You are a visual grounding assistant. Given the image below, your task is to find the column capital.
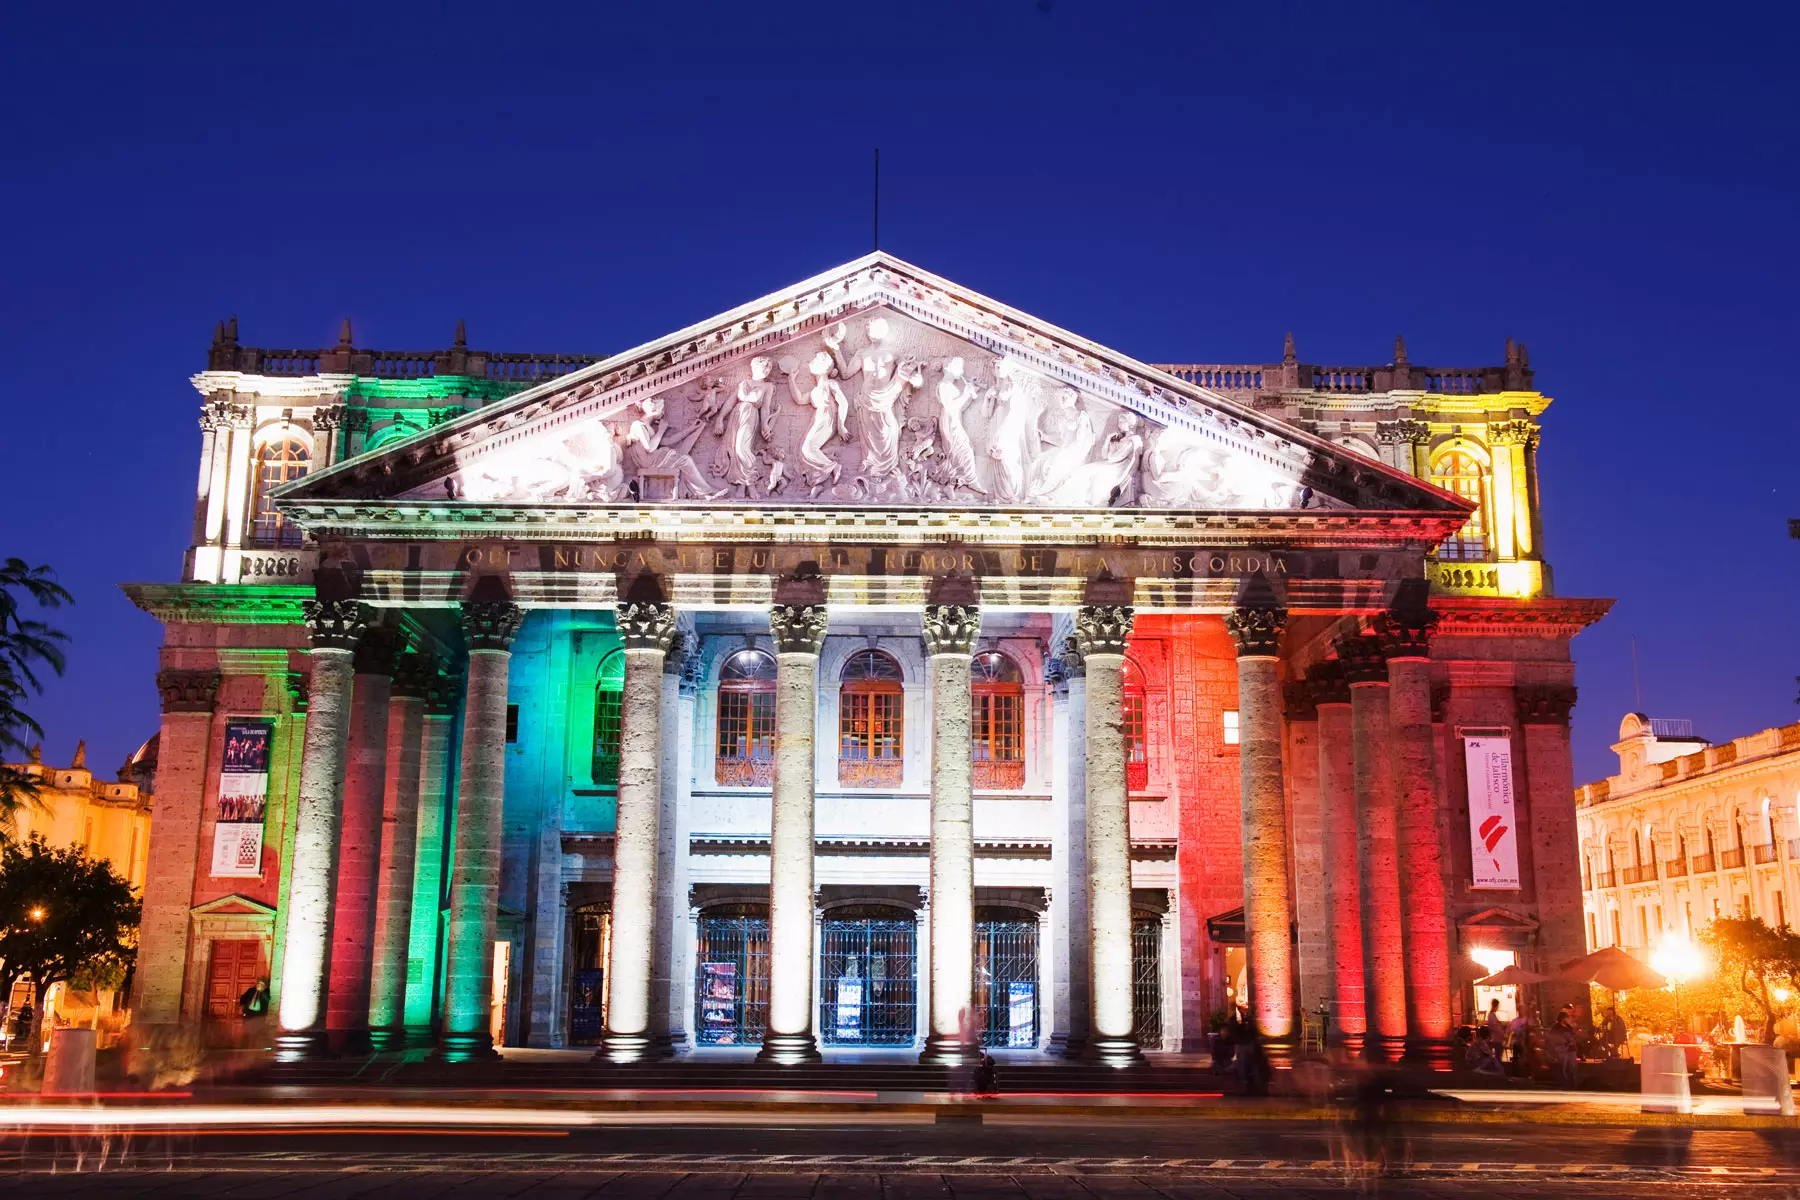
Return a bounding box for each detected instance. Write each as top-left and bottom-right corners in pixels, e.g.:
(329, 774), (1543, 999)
(1074, 604), (1133, 658)
(920, 603), (980, 656)
(769, 603), (829, 655)
(1335, 632), (1389, 685)
(1282, 680), (1318, 722)
(1225, 605), (1288, 658)
(155, 668), (220, 714)
(1307, 659), (1351, 706)
(390, 651), (437, 699)
(662, 629), (687, 674)
(423, 666), (462, 716)
(353, 625), (407, 676)
(1373, 608), (1438, 660)
(463, 600), (525, 652)
(301, 597), (368, 651)
(616, 600), (676, 653)
(1516, 685), (1577, 725)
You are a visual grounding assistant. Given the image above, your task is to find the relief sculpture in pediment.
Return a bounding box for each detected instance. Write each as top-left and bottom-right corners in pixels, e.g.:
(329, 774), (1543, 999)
(426, 306), (1316, 511)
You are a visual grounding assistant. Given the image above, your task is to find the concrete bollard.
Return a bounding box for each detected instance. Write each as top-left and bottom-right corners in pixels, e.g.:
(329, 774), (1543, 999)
(1640, 1043), (1692, 1114)
(1740, 1044), (1795, 1117)
(41, 1026), (97, 1095)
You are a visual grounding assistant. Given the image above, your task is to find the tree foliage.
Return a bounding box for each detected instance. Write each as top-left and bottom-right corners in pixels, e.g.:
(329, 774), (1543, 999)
(0, 836), (138, 1001)
(1699, 916), (1800, 1043)
(0, 559), (73, 827)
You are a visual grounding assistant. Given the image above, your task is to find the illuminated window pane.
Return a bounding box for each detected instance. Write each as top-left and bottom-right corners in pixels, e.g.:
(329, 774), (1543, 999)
(1222, 710), (1240, 745)
(251, 437), (311, 548)
(717, 650), (777, 786)
(1431, 449), (1488, 561)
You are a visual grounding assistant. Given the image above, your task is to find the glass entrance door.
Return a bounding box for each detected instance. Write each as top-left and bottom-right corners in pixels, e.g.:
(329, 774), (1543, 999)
(975, 910), (1039, 1048)
(819, 908), (917, 1046)
(694, 906), (770, 1046)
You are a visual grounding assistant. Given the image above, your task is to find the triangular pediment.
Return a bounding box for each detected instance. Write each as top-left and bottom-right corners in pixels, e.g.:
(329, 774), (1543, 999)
(281, 254), (1468, 518)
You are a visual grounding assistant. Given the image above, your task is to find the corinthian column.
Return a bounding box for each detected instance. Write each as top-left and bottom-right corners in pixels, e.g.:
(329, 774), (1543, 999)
(275, 598), (367, 1060)
(1226, 605), (1295, 1054)
(1078, 604), (1144, 1067)
(1379, 607), (1452, 1068)
(1310, 661), (1365, 1057)
(758, 603), (829, 1064)
(367, 652), (431, 1049)
(1340, 631), (1406, 1063)
(919, 603), (981, 1065)
(438, 598), (524, 1062)
(598, 601), (676, 1064)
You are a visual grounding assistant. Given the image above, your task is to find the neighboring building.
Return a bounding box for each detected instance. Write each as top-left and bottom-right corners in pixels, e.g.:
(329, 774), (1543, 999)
(4, 742), (153, 891)
(123, 252), (1607, 1064)
(1577, 714), (1800, 952)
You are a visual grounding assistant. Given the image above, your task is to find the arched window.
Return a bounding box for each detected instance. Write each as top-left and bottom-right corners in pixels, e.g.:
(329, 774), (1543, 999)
(251, 436), (311, 547)
(971, 651), (1024, 790)
(591, 651), (624, 786)
(838, 649), (904, 789)
(1122, 658), (1148, 792)
(1430, 448), (1488, 562)
(716, 649), (776, 786)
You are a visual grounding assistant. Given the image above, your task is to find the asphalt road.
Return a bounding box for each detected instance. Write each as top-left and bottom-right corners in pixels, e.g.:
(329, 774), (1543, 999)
(5, 1115), (1800, 1197)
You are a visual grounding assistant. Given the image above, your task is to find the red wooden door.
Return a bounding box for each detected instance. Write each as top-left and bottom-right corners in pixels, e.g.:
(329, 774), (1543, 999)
(205, 940), (265, 1019)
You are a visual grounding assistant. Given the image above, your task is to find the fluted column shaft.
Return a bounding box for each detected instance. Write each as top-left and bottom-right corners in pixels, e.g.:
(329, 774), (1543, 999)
(276, 599), (368, 1057)
(598, 602), (677, 1063)
(439, 600), (524, 1062)
(367, 657), (430, 1044)
(1342, 633), (1406, 1062)
(1227, 606), (1294, 1048)
(1078, 604), (1144, 1066)
(759, 604), (829, 1064)
(1311, 664), (1366, 1054)
(1381, 610), (1452, 1067)
(920, 604), (981, 1064)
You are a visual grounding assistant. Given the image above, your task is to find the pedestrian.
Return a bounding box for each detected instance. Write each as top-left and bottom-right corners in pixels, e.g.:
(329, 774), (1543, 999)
(972, 1049), (997, 1097)
(1548, 1016), (1579, 1088)
(238, 978), (270, 1019)
(1603, 1007), (1627, 1060)
(1485, 998), (1506, 1044)
(1234, 1022), (1271, 1096)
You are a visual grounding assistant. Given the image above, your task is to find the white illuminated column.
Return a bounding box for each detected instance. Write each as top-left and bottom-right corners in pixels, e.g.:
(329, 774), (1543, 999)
(366, 653), (431, 1047)
(1226, 605), (1295, 1055)
(1077, 603), (1144, 1067)
(758, 603), (828, 1064)
(275, 599), (367, 1059)
(438, 599), (524, 1062)
(221, 407), (255, 550)
(598, 601), (676, 1064)
(920, 603), (981, 1065)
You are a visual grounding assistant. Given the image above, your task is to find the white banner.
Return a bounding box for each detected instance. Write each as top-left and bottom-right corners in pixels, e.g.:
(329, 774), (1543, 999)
(1463, 735), (1520, 889)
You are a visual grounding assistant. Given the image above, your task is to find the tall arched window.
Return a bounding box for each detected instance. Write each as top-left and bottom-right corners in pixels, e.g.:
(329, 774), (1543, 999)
(1430, 448), (1488, 561)
(252, 436), (311, 547)
(715, 649), (776, 786)
(591, 651), (624, 786)
(1122, 657), (1148, 792)
(971, 651), (1024, 790)
(838, 649), (904, 788)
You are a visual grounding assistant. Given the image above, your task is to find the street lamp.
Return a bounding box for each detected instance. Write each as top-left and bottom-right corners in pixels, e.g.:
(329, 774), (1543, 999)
(1651, 935), (1706, 1033)
(27, 907), (44, 922)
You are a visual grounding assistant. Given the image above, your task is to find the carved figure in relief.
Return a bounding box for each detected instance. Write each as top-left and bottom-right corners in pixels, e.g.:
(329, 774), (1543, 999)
(824, 318), (922, 494)
(710, 356), (778, 494)
(782, 351), (849, 495)
(622, 395), (726, 500)
(1024, 386), (1096, 503)
(985, 358), (1043, 503)
(1053, 411), (1144, 507)
(932, 357), (987, 495)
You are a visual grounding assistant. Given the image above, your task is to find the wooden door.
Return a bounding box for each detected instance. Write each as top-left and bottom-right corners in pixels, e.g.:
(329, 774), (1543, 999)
(205, 940), (265, 1019)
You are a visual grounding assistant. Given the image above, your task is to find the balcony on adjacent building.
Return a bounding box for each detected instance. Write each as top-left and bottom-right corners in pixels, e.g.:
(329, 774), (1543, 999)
(1754, 842), (1779, 865)
(1594, 870), (1617, 889)
(1691, 853), (1717, 874)
(1622, 864), (1658, 885)
(1665, 857), (1687, 878)
(1720, 847), (1746, 870)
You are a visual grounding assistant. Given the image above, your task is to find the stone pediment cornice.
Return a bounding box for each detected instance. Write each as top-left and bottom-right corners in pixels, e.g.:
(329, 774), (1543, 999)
(276, 252), (1471, 520)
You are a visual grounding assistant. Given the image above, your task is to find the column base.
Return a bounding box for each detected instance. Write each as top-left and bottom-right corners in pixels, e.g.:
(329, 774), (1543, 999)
(367, 1027), (407, 1052)
(594, 1030), (659, 1064)
(755, 1032), (822, 1065)
(1365, 1033), (1407, 1065)
(434, 1031), (501, 1063)
(1262, 1038), (1297, 1070)
(1336, 1032), (1367, 1062)
(1403, 1035), (1454, 1073)
(1046, 1032), (1088, 1060)
(1083, 1035), (1147, 1068)
(273, 1031), (332, 1063)
(919, 1033), (981, 1066)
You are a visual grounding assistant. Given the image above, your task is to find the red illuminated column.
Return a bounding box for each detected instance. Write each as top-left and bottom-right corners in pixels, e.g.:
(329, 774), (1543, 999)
(325, 628), (400, 1038)
(1518, 686), (1588, 1018)
(1310, 661), (1366, 1056)
(1379, 609), (1453, 1069)
(367, 651), (431, 1047)
(1340, 631), (1406, 1063)
(1226, 605), (1295, 1053)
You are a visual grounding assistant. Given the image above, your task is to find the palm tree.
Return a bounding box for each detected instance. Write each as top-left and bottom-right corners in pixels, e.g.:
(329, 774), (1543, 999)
(0, 559), (72, 830)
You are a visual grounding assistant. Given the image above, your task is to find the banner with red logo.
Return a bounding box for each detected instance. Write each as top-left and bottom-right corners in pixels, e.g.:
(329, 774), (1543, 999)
(1463, 735), (1520, 889)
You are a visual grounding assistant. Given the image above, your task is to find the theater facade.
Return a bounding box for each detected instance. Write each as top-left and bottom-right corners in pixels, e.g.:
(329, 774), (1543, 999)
(126, 253), (1608, 1064)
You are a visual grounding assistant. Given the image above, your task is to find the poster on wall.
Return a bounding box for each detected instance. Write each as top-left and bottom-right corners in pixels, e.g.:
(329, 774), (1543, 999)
(1463, 735), (1521, 889)
(835, 977), (864, 1041)
(1007, 981), (1036, 1047)
(700, 963), (737, 1043)
(210, 720), (272, 878)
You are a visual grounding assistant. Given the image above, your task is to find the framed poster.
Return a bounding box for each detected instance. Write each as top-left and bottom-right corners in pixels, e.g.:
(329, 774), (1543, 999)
(1007, 981), (1036, 1047)
(210, 720), (272, 878)
(1463, 735), (1521, 889)
(700, 962), (737, 1043)
(835, 978), (864, 1042)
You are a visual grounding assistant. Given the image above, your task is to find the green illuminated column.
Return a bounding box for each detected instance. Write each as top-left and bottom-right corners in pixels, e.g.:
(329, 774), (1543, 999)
(275, 599), (367, 1060)
(919, 603), (980, 1066)
(367, 652), (432, 1047)
(597, 601), (677, 1063)
(758, 603), (829, 1064)
(437, 599), (524, 1062)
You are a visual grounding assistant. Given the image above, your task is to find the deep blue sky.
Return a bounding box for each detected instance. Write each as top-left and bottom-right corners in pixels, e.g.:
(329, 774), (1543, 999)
(3, 1), (1796, 784)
